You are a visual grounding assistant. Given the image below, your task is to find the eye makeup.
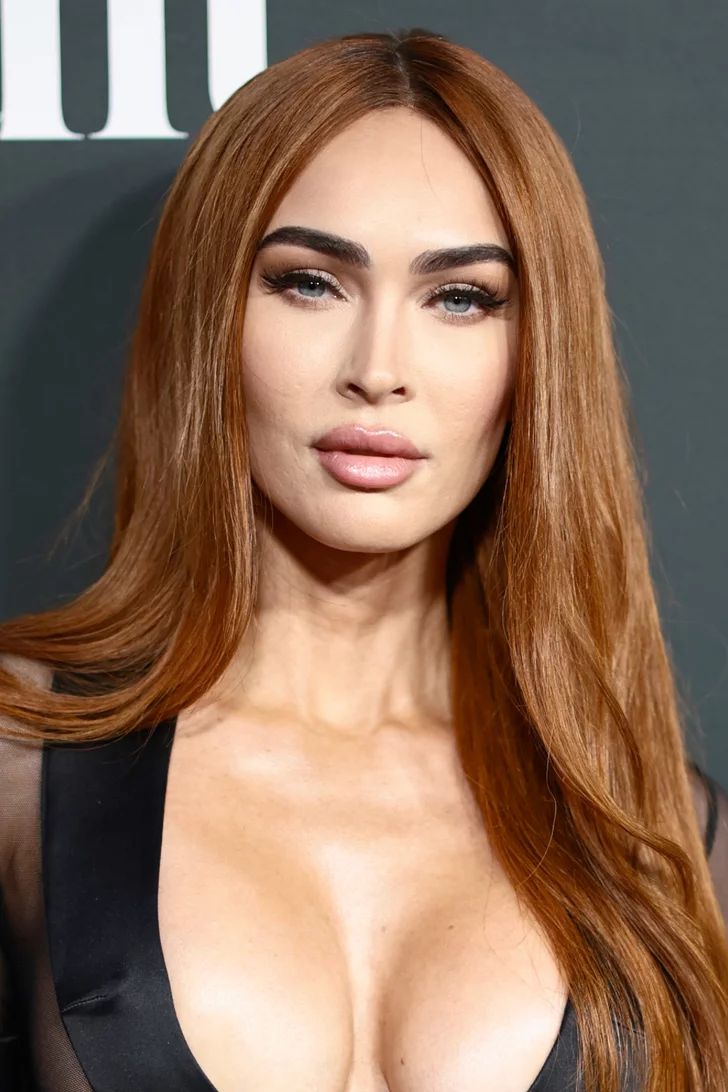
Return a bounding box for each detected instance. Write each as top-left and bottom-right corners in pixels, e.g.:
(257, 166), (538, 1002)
(258, 266), (510, 326)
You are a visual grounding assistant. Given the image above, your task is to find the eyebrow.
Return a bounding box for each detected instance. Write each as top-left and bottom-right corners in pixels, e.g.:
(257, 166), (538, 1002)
(254, 225), (516, 276)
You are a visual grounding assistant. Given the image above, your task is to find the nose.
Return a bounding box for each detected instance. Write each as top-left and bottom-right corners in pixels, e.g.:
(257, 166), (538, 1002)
(337, 306), (412, 403)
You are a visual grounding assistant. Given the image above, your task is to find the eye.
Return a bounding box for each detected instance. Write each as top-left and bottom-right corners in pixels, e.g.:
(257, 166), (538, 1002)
(259, 268), (510, 324)
(422, 281), (510, 324)
(260, 268), (342, 305)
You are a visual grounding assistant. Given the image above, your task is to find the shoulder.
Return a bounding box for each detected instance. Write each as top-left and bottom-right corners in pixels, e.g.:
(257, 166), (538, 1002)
(688, 759), (728, 927)
(687, 761), (716, 853)
(687, 760), (727, 857)
(0, 652), (54, 696)
(0, 655), (53, 870)
(0, 653), (54, 741)
(0, 652), (52, 772)
(0, 650), (54, 744)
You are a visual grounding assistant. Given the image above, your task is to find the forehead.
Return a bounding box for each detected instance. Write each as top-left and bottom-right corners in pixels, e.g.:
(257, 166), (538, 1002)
(265, 108), (509, 254)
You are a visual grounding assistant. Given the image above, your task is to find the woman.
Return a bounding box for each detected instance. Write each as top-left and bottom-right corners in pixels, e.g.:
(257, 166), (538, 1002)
(0, 26), (726, 1092)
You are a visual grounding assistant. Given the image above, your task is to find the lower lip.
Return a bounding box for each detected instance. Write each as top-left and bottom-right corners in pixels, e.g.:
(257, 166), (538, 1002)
(314, 449), (424, 489)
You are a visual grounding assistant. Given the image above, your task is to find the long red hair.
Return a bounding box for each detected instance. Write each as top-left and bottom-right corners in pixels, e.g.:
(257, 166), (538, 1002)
(1, 27), (726, 1089)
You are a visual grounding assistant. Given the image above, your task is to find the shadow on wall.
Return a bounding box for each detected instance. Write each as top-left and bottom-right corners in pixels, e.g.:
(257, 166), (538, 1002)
(0, 166), (178, 622)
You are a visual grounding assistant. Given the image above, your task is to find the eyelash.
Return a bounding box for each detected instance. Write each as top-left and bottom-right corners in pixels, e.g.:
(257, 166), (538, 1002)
(259, 268), (509, 325)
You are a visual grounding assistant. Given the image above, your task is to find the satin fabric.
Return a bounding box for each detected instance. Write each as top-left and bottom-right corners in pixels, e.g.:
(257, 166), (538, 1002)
(40, 670), (717, 1091)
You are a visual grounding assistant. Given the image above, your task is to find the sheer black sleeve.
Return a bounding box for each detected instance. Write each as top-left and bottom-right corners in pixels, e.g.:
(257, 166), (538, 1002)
(0, 898), (33, 1090)
(0, 653), (94, 1092)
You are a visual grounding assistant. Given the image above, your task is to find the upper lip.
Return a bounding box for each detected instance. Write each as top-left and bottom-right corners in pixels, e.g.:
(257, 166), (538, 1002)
(312, 424), (425, 459)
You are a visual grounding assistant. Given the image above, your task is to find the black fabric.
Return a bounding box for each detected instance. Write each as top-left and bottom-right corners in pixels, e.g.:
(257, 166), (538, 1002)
(0, 667), (725, 1091)
(41, 669), (578, 1092)
(42, 678), (214, 1090)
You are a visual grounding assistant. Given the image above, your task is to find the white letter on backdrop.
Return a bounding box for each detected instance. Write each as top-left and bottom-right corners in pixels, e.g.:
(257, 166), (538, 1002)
(91, 0), (186, 140)
(0, 0), (82, 140)
(207, 0), (267, 112)
(0, 0), (269, 141)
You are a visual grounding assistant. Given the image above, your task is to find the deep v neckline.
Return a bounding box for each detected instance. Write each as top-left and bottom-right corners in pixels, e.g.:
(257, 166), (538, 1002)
(41, 671), (578, 1092)
(43, 671), (217, 1090)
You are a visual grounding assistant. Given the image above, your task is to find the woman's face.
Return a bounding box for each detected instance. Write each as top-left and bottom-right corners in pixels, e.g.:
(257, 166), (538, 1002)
(241, 107), (519, 554)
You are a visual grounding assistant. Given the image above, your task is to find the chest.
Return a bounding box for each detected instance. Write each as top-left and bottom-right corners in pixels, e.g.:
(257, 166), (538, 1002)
(156, 720), (569, 1092)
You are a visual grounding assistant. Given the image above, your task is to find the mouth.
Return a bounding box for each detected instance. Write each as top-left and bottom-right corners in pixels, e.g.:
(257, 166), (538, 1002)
(311, 424), (427, 490)
(312, 423), (425, 460)
(313, 448), (425, 490)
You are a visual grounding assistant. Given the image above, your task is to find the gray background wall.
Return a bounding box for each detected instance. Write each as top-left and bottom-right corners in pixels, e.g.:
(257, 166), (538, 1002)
(1, 2), (726, 780)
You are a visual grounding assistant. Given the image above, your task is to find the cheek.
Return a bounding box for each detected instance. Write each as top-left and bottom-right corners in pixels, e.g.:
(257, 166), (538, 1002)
(239, 311), (329, 497)
(241, 312), (315, 423)
(434, 346), (515, 452)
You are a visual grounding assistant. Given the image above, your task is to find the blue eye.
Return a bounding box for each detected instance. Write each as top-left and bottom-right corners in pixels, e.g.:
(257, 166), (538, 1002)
(426, 283), (509, 322)
(277, 272), (330, 299)
(260, 268), (510, 324)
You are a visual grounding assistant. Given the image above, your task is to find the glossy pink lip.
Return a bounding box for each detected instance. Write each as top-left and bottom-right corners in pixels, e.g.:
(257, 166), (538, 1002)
(314, 450), (423, 490)
(312, 424), (425, 459)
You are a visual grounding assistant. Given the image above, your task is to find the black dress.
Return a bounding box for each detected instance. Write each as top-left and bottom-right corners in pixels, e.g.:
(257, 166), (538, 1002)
(0, 670), (726, 1091)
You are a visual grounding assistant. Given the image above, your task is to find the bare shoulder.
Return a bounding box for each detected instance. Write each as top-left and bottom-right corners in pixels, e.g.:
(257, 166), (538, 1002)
(687, 760), (728, 856)
(0, 655), (52, 865)
(0, 652), (54, 693)
(687, 762), (711, 845)
(687, 761), (728, 928)
(0, 653), (53, 752)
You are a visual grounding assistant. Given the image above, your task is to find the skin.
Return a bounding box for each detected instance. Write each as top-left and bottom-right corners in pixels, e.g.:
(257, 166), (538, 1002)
(0, 109), (712, 1091)
(152, 108), (568, 1091)
(213, 105), (520, 753)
